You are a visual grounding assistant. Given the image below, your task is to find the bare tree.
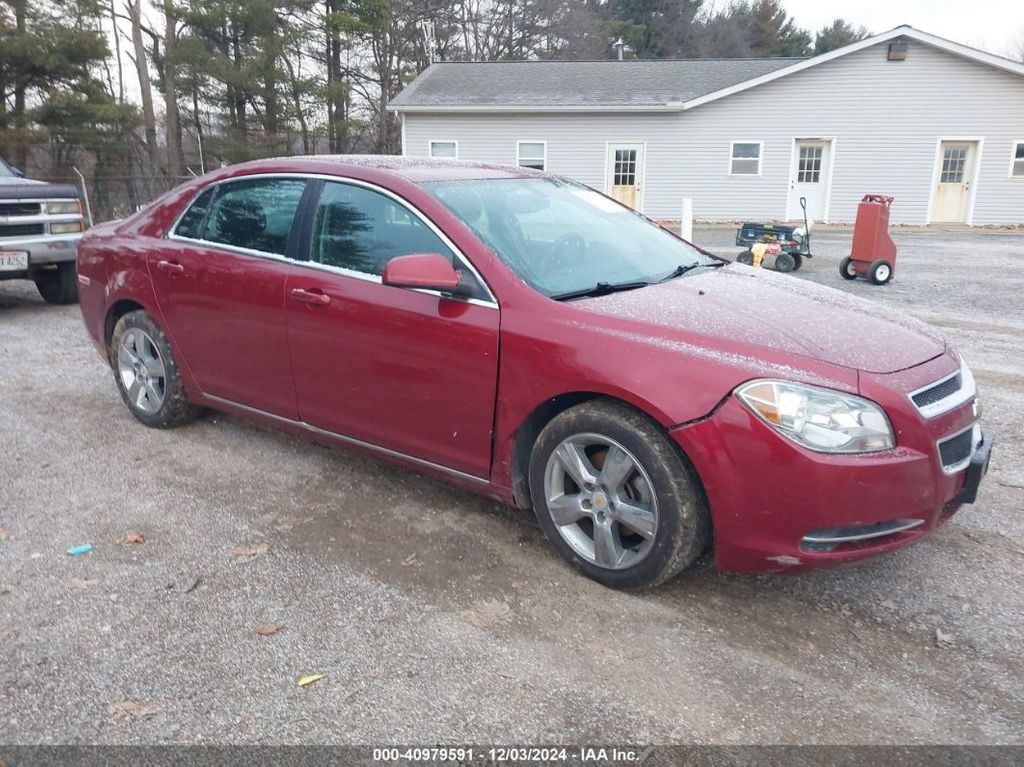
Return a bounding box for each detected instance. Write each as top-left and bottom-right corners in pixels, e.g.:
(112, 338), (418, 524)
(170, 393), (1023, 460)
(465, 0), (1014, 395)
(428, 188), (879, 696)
(128, 0), (160, 171)
(163, 0), (182, 177)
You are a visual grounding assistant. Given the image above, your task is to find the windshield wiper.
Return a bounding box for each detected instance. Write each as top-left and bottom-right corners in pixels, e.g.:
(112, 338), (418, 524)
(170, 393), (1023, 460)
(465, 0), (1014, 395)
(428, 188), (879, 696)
(550, 280), (650, 301)
(659, 261), (725, 282)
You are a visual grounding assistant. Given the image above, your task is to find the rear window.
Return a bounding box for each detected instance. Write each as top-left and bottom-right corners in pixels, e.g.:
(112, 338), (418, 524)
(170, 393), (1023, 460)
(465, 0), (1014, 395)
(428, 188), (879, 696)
(173, 188), (215, 239)
(173, 178), (308, 257)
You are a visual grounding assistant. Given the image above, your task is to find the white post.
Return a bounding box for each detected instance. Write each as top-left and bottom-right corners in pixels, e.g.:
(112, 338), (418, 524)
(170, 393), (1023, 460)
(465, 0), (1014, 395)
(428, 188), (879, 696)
(680, 197), (693, 242)
(72, 166), (94, 228)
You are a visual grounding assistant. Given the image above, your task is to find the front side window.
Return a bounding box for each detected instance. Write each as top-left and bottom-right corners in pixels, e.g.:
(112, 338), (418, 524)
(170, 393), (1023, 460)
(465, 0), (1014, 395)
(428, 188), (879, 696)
(422, 177), (713, 299)
(1011, 141), (1024, 178)
(730, 142), (762, 176)
(517, 142), (546, 170)
(173, 187), (215, 239)
(429, 140), (458, 159)
(311, 182), (457, 276)
(202, 178), (307, 256)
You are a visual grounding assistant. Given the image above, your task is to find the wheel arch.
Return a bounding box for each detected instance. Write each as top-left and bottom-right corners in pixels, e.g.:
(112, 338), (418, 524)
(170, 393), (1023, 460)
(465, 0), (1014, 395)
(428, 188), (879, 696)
(104, 299), (147, 356)
(509, 390), (698, 510)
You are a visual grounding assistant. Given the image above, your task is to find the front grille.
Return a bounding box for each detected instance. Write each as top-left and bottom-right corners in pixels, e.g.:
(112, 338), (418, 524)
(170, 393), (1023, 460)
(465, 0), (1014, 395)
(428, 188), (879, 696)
(938, 428), (974, 472)
(0, 202), (41, 216)
(912, 373), (962, 409)
(0, 222), (44, 238)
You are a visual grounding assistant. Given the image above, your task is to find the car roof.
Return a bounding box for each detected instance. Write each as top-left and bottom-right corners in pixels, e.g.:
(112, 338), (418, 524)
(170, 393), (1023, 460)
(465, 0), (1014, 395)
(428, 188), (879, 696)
(226, 155), (544, 183)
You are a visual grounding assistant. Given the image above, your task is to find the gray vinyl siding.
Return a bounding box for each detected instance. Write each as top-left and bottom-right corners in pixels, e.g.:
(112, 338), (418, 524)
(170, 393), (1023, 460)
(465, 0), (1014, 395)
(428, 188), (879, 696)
(401, 40), (1024, 225)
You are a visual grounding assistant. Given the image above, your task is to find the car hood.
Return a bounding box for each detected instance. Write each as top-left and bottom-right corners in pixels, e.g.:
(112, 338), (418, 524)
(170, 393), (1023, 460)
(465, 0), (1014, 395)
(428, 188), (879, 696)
(0, 177), (79, 200)
(574, 264), (946, 375)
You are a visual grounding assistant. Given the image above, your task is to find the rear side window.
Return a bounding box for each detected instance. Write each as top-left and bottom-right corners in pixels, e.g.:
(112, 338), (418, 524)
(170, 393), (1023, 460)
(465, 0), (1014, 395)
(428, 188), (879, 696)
(201, 178), (307, 256)
(311, 182), (456, 276)
(173, 187), (214, 239)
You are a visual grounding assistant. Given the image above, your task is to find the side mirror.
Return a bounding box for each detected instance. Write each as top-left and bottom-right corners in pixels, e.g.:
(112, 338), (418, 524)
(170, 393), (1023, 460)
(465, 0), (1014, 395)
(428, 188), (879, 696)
(382, 253), (462, 294)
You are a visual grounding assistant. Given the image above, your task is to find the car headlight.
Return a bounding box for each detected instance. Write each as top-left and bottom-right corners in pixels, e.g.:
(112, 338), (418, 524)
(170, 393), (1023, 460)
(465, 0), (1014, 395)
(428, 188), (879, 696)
(736, 380), (895, 453)
(49, 221), (83, 234)
(45, 200), (81, 215)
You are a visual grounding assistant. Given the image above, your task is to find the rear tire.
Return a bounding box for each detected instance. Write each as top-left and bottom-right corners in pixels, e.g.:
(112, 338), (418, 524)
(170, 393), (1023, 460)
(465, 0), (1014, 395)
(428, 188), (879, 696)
(774, 252), (797, 272)
(34, 262), (78, 304)
(528, 398), (710, 590)
(791, 254), (803, 271)
(110, 310), (202, 428)
(868, 259), (893, 285)
(839, 256), (858, 280)
(736, 250), (754, 265)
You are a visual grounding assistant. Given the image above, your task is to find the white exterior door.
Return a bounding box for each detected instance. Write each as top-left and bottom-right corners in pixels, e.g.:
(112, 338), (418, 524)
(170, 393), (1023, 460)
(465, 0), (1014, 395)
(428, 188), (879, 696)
(606, 143), (644, 210)
(788, 140), (831, 223)
(932, 141), (977, 223)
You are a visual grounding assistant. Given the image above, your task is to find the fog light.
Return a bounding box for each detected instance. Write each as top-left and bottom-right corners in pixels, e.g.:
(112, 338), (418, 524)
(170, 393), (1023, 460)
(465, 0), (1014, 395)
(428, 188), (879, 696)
(50, 221), (83, 234)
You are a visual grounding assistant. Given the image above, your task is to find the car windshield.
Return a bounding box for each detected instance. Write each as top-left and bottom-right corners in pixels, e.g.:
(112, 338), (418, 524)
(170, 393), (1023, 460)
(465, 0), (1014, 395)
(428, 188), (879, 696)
(421, 177), (715, 298)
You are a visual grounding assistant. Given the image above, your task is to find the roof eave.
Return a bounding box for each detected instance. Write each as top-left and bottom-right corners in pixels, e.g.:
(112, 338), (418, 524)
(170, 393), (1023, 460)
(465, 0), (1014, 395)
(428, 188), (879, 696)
(681, 25), (1024, 111)
(387, 103), (686, 113)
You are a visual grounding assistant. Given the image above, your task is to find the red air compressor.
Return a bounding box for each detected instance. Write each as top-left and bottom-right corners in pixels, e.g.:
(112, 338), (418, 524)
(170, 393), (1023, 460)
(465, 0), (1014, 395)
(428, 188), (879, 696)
(840, 195), (896, 285)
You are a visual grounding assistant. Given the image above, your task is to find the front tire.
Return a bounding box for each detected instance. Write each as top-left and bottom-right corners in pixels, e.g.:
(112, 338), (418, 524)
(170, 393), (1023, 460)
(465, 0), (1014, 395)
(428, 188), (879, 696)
(736, 249), (754, 265)
(528, 399), (710, 589)
(110, 310), (201, 428)
(34, 262), (78, 304)
(868, 259), (893, 285)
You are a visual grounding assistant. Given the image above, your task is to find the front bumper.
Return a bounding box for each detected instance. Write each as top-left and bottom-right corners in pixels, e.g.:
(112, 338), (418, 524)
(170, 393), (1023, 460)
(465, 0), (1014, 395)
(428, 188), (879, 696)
(0, 233), (82, 277)
(673, 393), (989, 573)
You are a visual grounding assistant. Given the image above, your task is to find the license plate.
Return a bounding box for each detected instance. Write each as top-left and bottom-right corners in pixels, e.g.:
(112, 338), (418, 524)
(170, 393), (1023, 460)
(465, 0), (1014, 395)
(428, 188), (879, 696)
(0, 251), (29, 271)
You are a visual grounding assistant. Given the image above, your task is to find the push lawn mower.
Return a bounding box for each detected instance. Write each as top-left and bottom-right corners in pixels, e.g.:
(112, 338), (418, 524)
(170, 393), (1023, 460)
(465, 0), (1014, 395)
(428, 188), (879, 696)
(735, 196), (813, 272)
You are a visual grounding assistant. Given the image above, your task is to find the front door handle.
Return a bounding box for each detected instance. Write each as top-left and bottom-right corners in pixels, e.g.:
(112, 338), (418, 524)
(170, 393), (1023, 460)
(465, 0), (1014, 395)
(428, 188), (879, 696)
(290, 287), (331, 306)
(156, 259), (185, 275)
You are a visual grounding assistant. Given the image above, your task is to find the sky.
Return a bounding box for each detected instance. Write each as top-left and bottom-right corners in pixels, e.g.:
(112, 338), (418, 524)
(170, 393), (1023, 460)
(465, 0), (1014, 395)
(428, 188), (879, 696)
(781, 0), (1024, 57)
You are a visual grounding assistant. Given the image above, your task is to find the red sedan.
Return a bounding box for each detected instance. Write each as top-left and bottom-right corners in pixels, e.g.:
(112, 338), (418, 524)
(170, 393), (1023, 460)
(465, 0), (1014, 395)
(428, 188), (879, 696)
(76, 157), (991, 588)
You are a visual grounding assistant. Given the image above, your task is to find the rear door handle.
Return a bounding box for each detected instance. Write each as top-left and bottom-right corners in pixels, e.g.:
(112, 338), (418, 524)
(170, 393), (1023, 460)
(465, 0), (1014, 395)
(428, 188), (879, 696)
(156, 259), (185, 275)
(290, 287), (331, 306)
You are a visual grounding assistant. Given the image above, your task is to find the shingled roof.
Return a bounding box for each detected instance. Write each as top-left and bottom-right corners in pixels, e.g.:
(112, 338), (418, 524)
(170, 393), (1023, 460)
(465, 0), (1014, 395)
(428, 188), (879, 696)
(388, 58), (803, 111)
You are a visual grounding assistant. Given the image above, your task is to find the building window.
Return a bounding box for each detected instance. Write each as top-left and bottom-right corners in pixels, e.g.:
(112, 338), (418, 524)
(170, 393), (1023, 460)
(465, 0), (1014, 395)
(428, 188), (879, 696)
(797, 144), (824, 183)
(517, 141), (546, 170)
(429, 140), (458, 159)
(730, 142), (762, 176)
(940, 146), (967, 183)
(1012, 141), (1024, 178)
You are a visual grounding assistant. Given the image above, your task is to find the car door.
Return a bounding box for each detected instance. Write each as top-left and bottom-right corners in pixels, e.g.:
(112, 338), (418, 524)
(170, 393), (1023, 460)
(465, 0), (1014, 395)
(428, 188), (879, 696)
(285, 179), (499, 478)
(152, 176), (310, 418)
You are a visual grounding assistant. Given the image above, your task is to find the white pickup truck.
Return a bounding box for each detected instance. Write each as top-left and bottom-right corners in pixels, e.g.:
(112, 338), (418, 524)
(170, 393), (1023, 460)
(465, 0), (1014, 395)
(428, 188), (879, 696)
(0, 157), (86, 304)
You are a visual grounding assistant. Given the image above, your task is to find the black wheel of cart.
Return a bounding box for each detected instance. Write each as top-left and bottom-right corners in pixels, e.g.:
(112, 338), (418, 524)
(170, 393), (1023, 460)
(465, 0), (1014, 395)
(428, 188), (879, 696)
(839, 257), (858, 280)
(736, 250), (754, 265)
(775, 253), (796, 272)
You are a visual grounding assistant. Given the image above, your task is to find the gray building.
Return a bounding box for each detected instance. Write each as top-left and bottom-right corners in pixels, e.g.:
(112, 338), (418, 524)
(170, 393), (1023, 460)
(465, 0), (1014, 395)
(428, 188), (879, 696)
(389, 26), (1024, 226)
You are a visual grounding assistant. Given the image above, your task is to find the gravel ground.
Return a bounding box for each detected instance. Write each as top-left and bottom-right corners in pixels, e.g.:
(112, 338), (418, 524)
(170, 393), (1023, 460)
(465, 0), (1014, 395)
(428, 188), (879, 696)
(1, 226), (1022, 746)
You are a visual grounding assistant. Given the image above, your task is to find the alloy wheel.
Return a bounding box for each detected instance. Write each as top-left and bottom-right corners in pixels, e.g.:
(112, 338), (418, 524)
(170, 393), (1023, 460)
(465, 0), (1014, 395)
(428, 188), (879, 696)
(117, 327), (166, 414)
(543, 432), (659, 570)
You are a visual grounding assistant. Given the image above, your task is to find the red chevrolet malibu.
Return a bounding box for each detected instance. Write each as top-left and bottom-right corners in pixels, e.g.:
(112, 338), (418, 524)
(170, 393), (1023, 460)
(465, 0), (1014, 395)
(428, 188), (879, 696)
(77, 157), (991, 589)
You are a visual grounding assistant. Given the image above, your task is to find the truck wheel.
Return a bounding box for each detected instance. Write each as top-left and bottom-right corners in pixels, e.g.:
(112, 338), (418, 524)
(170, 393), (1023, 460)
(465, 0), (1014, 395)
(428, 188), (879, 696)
(736, 250), (754, 265)
(869, 260), (893, 285)
(529, 398), (710, 590)
(110, 310), (202, 428)
(839, 257), (858, 280)
(775, 253), (797, 272)
(34, 262), (79, 304)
